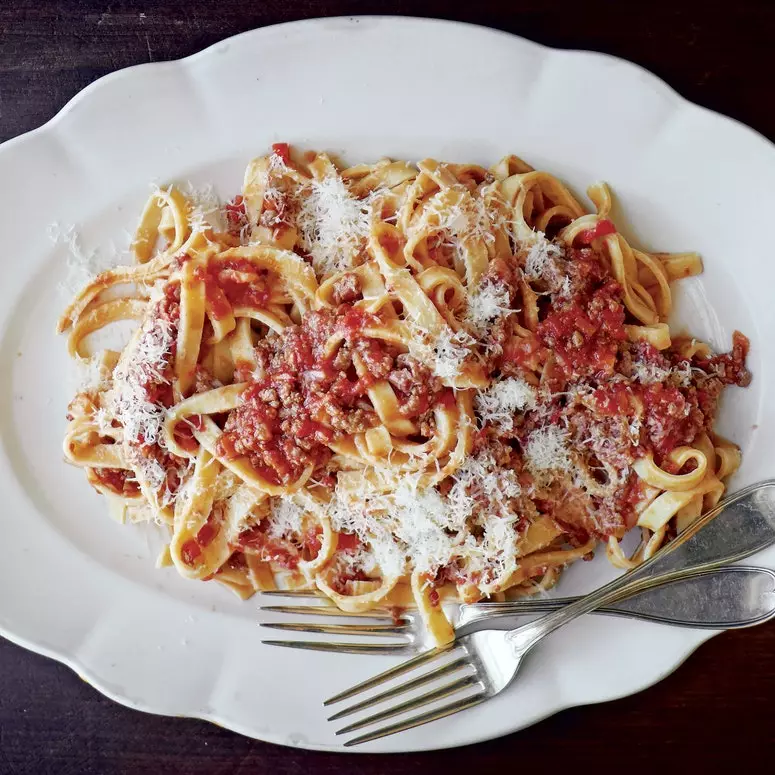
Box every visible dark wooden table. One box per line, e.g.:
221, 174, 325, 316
2, 2, 774, 772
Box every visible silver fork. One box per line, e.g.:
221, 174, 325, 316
262, 479, 775, 656
323, 480, 775, 746
261, 566, 775, 655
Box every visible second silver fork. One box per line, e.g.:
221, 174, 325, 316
261, 565, 775, 655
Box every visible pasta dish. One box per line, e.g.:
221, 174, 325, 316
58, 144, 751, 644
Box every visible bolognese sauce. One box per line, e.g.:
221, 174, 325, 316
216, 304, 447, 485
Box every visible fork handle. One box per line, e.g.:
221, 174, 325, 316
501, 481, 775, 652
459, 566, 775, 629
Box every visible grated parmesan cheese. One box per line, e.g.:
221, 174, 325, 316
429, 326, 476, 380
448, 450, 522, 584
630, 360, 672, 385
524, 426, 573, 474
328, 486, 405, 578
48, 222, 125, 298
671, 360, 693, 387
631, 356, 693, 388
94, 406, 114, 436
182, 181, 225, 233
449, 450, 521, 517
266, 497, 305, 541
332, 541, 377, 576
296, 174, 374, 278
466, 279, 512, 333
523, 232, 564, 282
424, 183, 504, 251
391, 483, 463, 576
475, 377, 537, 431
327, 448, 526, 583
329, 477, 472, 578
111, 317, 174, 449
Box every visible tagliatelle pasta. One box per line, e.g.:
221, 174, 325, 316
59, 143, 751, 645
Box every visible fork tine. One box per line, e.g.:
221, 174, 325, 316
261, 622, 410, 637
327, 657, 471, 721
262, 640, 410, 656
260, 589, 327, 598
260, 605, 397, 620
342, 692, 488, 747
335, 674, 481, 735
324, 643, 459, 706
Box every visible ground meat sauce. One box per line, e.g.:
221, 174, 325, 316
172, 415, 204, 453
388, 354, 442, 416
157, 281, 182, 326
225, 195, 247, 235
330, 272, 362, 305
235, 523, 300, 570
696, 331, 751, 387
92, 467, 141, 497
195, 259, 272, 320
537, 280, 627, 378
216, 304, 445, 485
328, 534, 371, 594
477, 243, 750, 543
233, 518, 324, 570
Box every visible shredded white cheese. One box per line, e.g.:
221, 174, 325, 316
631, 356, 693, 388
525, 426, 573, 473
48, 222, 125, 298
430, 326, 476, 380
296, 174, 374, 277
466, 279, 512, 333
671, 360, 693, 387
475, 377, 537, 431
448, 450, 522, 585
630, 360, 672, 385
523, 232, 564, 282
182, 181, 224, 233
424, 182, 504, 251
266, 497, 305, 541
449, 450, 521, 518
111, 317, 174, 448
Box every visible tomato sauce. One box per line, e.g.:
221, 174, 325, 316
271, 142, 291, 165
172, 415, 203, 452
181, 540, 201, 566
330, 565, 371, 595
196, 514, 219, 548
502, 333, 545, 370
378, 230, 404, 257
577, 218, 617, 245
696, 331, 751, 387
639, 383, 701, 460
336, 532, 361, 552
158, 282, 181, 324
303, 528, 323, 559
236, 523, 300, 570
215, 305, 415, 484
93, 467, 140, 497
611, 474, 646, 530
225, 195, 246, 228
593, 382, 634, 416
537, 281, 626, 377
195, 259, 271, 321
438, 389, 457, 411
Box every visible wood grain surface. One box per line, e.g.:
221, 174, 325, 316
1, 2, 773, 773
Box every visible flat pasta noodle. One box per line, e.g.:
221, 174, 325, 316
59, 144, 751, 645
